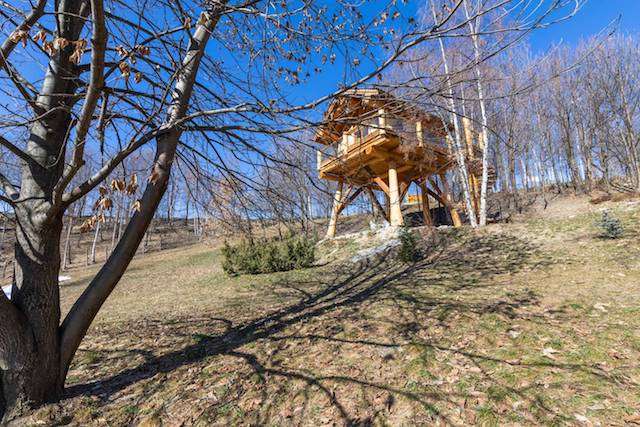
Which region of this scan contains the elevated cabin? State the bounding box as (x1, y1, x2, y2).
(316, 89, 480, 238)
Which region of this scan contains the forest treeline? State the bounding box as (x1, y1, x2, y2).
(486, 35, 640, 195)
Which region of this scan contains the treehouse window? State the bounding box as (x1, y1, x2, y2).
(361, 116, 380, 138)
(388, 116, 406, 133)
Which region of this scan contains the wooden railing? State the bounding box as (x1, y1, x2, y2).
(316, 126, 447, 171)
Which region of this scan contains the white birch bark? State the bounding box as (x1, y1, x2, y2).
(431, 0, 478, 227)
(464, 0, 491, 226)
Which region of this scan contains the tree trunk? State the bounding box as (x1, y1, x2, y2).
(58, 7, 224, 384)
(1, 0, 87, 410)
(1, 3, 224, 420)
(3, 210, 64, 418)
(431, 0, 478, 228)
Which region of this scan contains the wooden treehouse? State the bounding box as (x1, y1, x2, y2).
(316, 89, 488, 238)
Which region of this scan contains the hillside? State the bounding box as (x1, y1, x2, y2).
(16, 196, 640, 426)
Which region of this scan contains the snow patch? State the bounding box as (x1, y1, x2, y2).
(2, 275, 72, 300)
(349, 223, 401, 263)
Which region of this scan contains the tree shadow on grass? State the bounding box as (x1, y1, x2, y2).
(64, 231, 624, 424)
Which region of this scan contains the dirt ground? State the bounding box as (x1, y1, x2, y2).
(17, 196, 640, 426)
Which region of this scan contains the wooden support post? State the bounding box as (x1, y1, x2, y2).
(438, 174, 462, 227)
(326, 180, 344, 238)
(378, 108, 388, 130)
(366, 187, 389, 223)
(462, 117, 475, 157)
(416, 121, 424, 146)
(462, 117, 480, 216)
(384, 193, 391, 219)
(400, 182, 410, 202)
(373, 177, 390, 195)
(419, 181, 433, 226)
(337, 187, 363, 216)
(388, 163, 403, 226)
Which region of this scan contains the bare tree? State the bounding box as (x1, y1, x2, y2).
(0, 0, 584, 419)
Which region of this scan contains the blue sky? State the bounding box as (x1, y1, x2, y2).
(286, 0, 640, 109)
(529, 0, 640, 52)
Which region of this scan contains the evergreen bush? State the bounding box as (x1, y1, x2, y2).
(397, 227, 422, 263)
(596, 210, 624, 239)
(222, 234, 316, 276)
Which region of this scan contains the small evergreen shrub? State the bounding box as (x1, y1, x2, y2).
(222, 234, 316, 276)
(596, 210, 624, 239)
(397, 227, 422, 263)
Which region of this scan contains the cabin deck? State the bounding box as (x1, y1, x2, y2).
(318, 129, 452, 188)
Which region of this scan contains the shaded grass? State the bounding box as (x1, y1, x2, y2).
(32, 202, 640, 425)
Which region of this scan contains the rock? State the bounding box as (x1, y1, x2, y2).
(574, 413, 589, 424)
(593, 303, 608, 312)
(507, 329, 521, 339)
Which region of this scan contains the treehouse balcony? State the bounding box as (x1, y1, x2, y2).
(316, 120, 451, 188)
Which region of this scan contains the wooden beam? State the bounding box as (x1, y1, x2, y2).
(429, 177, 443, 196)
(424, 187, 446, 206)
(366, 187, 389, 222)
(337, 187, 363, 215)
(399, 182, 410, 203)
(388, 162, 403, 226)
(325, 180, 344, 238)
(438, 174, 462, 227)
(373, 177, 390, 195)
(418, 181, 433, 226)
(370, 149, 404, 164)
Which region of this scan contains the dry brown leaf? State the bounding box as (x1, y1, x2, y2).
(43, 41, 56, 55)
(118, 61, 130, 79)
(116, 46, 128, 57)
(99, 197, 112, 210)
(54, 37, 69, 50)
(34, 29, 47, 43)
(147, 169, 160, 184)
(625, 414, 640, 425)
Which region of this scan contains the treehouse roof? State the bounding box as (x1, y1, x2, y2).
(315, 88, 448, 146)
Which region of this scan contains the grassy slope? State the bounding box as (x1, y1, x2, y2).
(36, 198, 640, 426)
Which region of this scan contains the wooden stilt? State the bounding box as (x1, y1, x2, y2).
(326, 180, 344, 238)
(437, 174, 462, 227)
(384, 192, 391, 219)
(388, 163, 403, 226)
(462, 117, 480, 217)
(419, 181, 433, 226)
(399, 182, 410, 203)
(337, 187, 363, 216)
(366, 187, 389, 222)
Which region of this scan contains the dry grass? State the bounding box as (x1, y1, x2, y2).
(23, 198, 640, 426)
